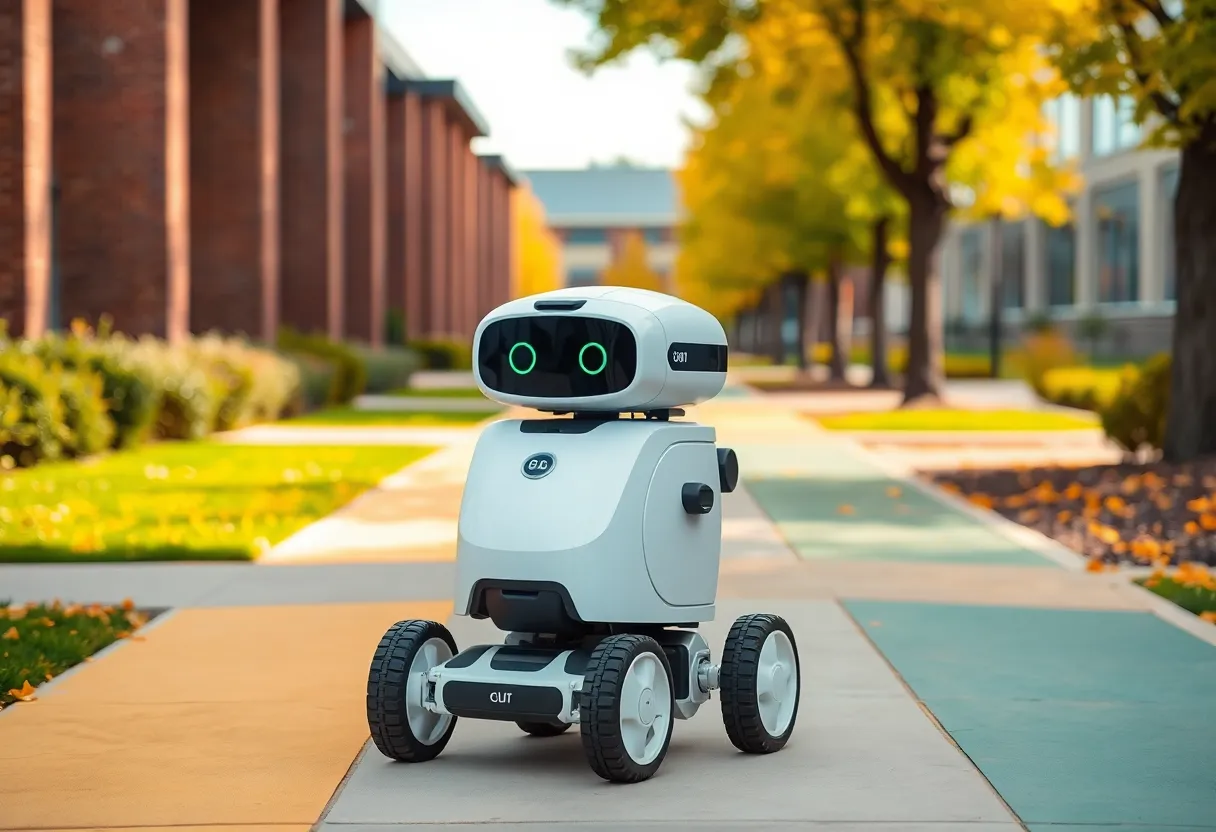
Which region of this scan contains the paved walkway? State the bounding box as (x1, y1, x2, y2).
(2, 390, 1214, 831)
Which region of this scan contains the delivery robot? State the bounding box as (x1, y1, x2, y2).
(365, 287, 801, 783)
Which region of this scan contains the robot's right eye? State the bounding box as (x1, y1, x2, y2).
(508, 341, 537, 375)
(578, 342, 607, 376)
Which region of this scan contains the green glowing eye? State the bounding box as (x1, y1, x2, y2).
(579, 342, 607, 375)
(509, 342, 537, 374)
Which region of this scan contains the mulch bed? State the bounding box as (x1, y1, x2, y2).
(925, 456, 1216, 568)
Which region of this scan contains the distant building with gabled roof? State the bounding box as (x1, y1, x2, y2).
(520, 164, 680, 289)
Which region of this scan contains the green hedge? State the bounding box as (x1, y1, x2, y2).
(0, 323, 300, 470)
(408, 338, 472, 371)
(1099, 353, 1170, 455)
(277, 328, 366, 405)
(349, 343, 421, 393)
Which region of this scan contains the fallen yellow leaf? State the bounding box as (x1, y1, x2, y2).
(1200, 611, 1216, 624)
(1064, 483, 1083, 500)
(7, 680, 36, 701)
(1186, 496, 1212, 513)
(886, 486, 902, 498)
(1200, 514, 1216, 531)
(837, 504, 855, 516)
(968, 493, 995, 509)
(1085, 558, 1108, 573)
(1, 627, 17, 641)
(1185, 521, 1200, 535)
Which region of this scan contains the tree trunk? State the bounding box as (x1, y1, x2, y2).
(902, 194, 949, 406)
(827, 256, 847, 382)
(1163, 122, 1216, 462)
(767, 281, 785, 365)
(868, 217, 892, 388)
(790, 271, 810, 371)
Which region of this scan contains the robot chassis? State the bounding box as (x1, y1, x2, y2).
(365, 288, 802, 783)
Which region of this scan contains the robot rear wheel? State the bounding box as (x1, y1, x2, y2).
(579, 634, 675, 783)
(720, 613, 801, 754)
(516, 720, 572, 737)
(366, 619, 458, 762)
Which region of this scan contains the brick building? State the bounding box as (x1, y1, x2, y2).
(0, 0, 516, 346)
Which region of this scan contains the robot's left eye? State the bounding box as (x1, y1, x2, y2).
(578, 342, 608, 376)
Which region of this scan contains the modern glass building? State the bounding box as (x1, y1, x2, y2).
(520, 165, 680, 289)
(940, 91, 1180, 357)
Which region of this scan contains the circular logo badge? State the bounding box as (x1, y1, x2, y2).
(521, 452, 556, 480)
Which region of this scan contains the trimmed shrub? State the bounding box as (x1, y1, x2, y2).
(54, 364, 115, 457)
(0, 347, 67, 468)
(1100, 353, 1171, 455)
(409, 337, 472, 371)
(350, 344, 421, 393)
(1039, 366, 1129, 412)
(1019, 330, 1080, 399)
(126, 338, 219, 441)
(32, 328, 158, 449)
(277, 328, 366, 405)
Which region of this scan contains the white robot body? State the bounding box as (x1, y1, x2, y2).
(455, 418, 721, 630)
(365, 288, 801, 784)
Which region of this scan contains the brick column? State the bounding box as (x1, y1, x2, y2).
(189, 0, 278, 342)
(461, 145, 480, 336)
(279, 0, 342, 339)
(446, 118, 465, 340)
(493, 169, 513, 307)
(403, 91, 424, 341)
(385, 86, 406, 327)
(0, 0, 51, 338)
(420, 98, 448, 338)
(342, 13, 385, 346)
(477, 158, 493, 321)
(52, 0, 190, 341)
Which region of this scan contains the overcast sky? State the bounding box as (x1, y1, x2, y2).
(378, 0, 710, 170)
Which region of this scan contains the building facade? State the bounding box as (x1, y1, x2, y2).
(520, 166, 679, 288)
(941, 92, 1179, 358)
(0, 0, 516, 346)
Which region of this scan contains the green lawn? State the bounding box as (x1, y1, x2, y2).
(1, 602, 151, 706)
(1138, 575, 1216, 617)
(812, 409, 1100, 432)
(284, 407, 498, 426)
(0, 443, 434, 563)
(387, 386, 489, 398)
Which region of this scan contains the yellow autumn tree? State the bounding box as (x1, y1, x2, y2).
(556, 0, 1087, 405)
(511, 184, 563, 299)
(599, 231, 665, 292)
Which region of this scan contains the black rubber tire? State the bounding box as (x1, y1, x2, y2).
(579, 634, 675, 783)
(516, 720, 572, 737)
(720, 613, 800, 754)
(366, 619, 458, 762)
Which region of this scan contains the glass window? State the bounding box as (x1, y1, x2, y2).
(960, 228, 983, 323)
(640, 227, 669, 244)
(999, 221, 1025, 309)
(1092, 96, 1140, 156)
(1094, 180, 1140, 303)
(563, 228, 608, 244)
(1045, 95, 1082, 161)
(1045, 219, 1076, 307)
(566, 267, 600, 286)
(1162, 164, 1180, 301)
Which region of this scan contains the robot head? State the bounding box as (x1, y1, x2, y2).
(472, 287, 728, 413)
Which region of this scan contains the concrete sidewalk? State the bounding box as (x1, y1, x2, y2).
(2, 393, 1214, 831)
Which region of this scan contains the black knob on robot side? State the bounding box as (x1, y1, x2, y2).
(682, 482, 714, 515)
(717, 447, 739, 494)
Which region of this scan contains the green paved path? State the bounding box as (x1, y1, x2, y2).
(848, 600, 1216, 830)
(715, 399, 1216, 830)
(739, 441, 1054, 566)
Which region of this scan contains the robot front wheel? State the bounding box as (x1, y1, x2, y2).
(720, 613, 801, 754)
(579, 634, 676, 784)
(366, 619, 458, 763)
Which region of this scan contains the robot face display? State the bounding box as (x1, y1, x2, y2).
(477, 314, 638, 398)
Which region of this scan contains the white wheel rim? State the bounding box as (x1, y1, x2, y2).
(406, 637, 454, 745)
(619, 651, 672, 766)
(757, 630, 798, 737)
